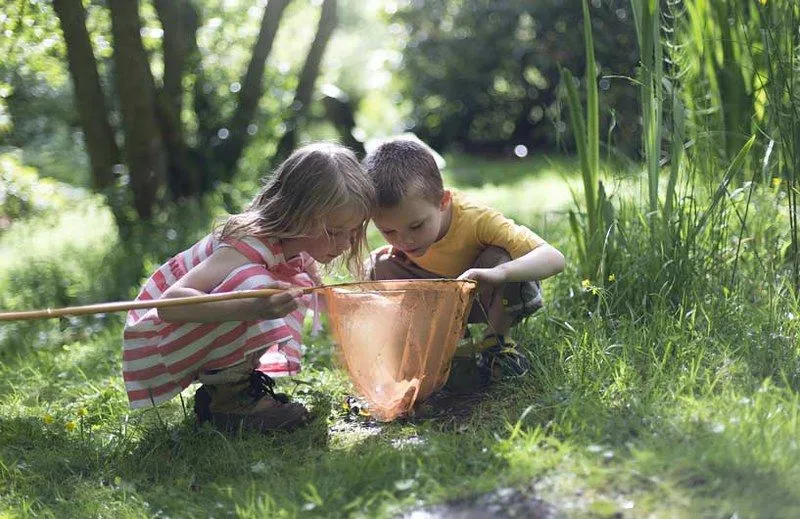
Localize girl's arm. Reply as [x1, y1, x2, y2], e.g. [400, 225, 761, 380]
[158, 248, 301, 323]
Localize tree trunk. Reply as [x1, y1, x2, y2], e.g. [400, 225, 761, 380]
[215, 0, 292, 178]
[274, 0, 338, 164]
[153, 0, 192, 114]
[52, 0, 120, 192]
[154, 0, 205, 198]
[108, 0, 167, 219]
[321, 86, 365, 157]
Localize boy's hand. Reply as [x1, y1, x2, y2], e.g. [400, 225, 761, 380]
[458, 267, 507, 286]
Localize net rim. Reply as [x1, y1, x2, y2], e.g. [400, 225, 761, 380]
[324, 279, 478, 294]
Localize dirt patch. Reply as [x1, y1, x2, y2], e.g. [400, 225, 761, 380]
[408, 390, 489, 424]
[336, 389, 488, 429]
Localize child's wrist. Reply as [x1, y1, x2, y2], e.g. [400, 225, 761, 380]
[493, 265, 510, 282]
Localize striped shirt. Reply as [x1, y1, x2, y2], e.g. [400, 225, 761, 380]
[122, 234, 319, 409]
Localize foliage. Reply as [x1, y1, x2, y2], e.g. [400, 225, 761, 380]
[2, 1, 800, 516]
[1, 159, 800, 516]
[748, 0, 800, 287]
[1, 0, 348, 225]
[391, 0, 639, 155]
[629, 0, 666, 215]
[560, 0, 615, 280]
[0, 151, 75, 227]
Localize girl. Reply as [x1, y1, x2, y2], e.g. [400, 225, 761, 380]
[123, 143, 375, 432]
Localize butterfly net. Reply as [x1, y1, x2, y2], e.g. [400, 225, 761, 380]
[321, 279, 477, 421]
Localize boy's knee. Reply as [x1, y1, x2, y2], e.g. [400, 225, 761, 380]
[472, 247, 544, 320]
[473, 246, 512, 269]
[367, 246, 407, 280]
[504, 280, 543, 321]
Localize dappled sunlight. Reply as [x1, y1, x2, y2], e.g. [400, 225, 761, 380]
[2, 0, 800, 515]
[0, 199, 115, 271]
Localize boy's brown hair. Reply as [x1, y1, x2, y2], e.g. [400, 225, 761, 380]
[363, 137, 444, 207]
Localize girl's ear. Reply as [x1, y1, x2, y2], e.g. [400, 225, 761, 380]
[439, 190, 452, 211]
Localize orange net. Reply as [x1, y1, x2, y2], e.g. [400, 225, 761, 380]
[321, 279, 477, 421]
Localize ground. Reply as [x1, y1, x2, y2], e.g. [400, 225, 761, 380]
[1, 155, 799, 518]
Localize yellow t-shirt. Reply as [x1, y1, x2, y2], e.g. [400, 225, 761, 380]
[412, 190, 545, 278]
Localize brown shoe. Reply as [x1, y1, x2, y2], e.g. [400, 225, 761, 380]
[194, 371, 310, 433]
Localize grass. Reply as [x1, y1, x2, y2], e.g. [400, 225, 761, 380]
[1, 154, 800, 517]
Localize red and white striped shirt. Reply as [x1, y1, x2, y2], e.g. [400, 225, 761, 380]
[122, 234, 319, 409]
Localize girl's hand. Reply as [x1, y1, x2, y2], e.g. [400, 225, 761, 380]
[251, 282, 302, 319]
[457, 267, 507, 286]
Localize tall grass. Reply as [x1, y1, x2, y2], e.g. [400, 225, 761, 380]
[560, 0, 612, 280]
[630, 0, 665, 216]
[750, 1, 800, 288]
[673, 0, 757, 166]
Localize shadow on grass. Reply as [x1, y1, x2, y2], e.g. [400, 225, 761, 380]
[631, 421, 800, 517]
[3, 314, 799, 517]
[3, 368, 799, 518]
[0, 380, 540, 518]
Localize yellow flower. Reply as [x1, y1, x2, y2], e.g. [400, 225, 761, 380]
[43, 414, 54, 425]
[772, 177, 781, 188]
[65, 421, 77, 432]
[759, 0, 767, 5]
[608, 273, 616, 282]
[77, 408, 88, 418]
[581, 279, 591, 289]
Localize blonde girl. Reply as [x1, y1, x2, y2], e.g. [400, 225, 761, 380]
[123, 143, 375, 432]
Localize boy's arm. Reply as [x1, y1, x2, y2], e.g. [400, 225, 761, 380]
[458, 243, 565, 285]
[457, 206, 565, 285]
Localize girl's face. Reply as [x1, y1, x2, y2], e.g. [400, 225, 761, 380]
[282, 207, 365, 263]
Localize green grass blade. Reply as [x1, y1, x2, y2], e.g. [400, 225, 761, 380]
[690, 134, 756, 243]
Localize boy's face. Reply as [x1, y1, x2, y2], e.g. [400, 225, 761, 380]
[374, 191, 451, 258]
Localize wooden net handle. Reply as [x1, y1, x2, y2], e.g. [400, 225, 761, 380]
[0, 279, 471, 322]
[0, 286, 324, 322]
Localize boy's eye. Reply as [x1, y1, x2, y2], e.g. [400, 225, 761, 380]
[383, 229, 396, 235]
[410, 222, 423, 230]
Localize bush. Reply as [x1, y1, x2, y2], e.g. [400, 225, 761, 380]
[392, 0, 639, 155]
[0, 151, 77, 230]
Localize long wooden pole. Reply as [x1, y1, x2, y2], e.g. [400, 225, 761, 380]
[0, 286, 322, 322]
[0, 279, 471, 322]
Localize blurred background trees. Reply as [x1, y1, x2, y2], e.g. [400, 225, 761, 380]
[2, 0, 348, 226]
[0, 0, 642, 228]
[394, 0, 638, 156]
[1, 0, 797, 256]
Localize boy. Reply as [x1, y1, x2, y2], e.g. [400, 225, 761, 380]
[364, 137, 565, 386]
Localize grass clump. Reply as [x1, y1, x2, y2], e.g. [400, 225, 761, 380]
[1, 153, 799, 517]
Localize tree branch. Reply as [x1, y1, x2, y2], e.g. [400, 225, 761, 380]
[273, 0, 338, 164]
[52, 0, 120, 192]
[108, 0, 167, 218]
[215, 0, 292, 177]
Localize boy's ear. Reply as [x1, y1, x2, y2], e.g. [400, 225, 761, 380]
[439, 190, 452, 210]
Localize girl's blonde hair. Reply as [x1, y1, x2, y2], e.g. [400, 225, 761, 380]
[217, 143, 375, 274]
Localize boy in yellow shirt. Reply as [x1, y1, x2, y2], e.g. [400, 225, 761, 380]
[364, 137, 565, 386]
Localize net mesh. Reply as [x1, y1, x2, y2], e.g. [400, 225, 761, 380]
[321, 279, 477, 421]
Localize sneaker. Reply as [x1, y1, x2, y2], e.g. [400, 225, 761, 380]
[194, 371, 310, 433]
[476, 335, 531, 379]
